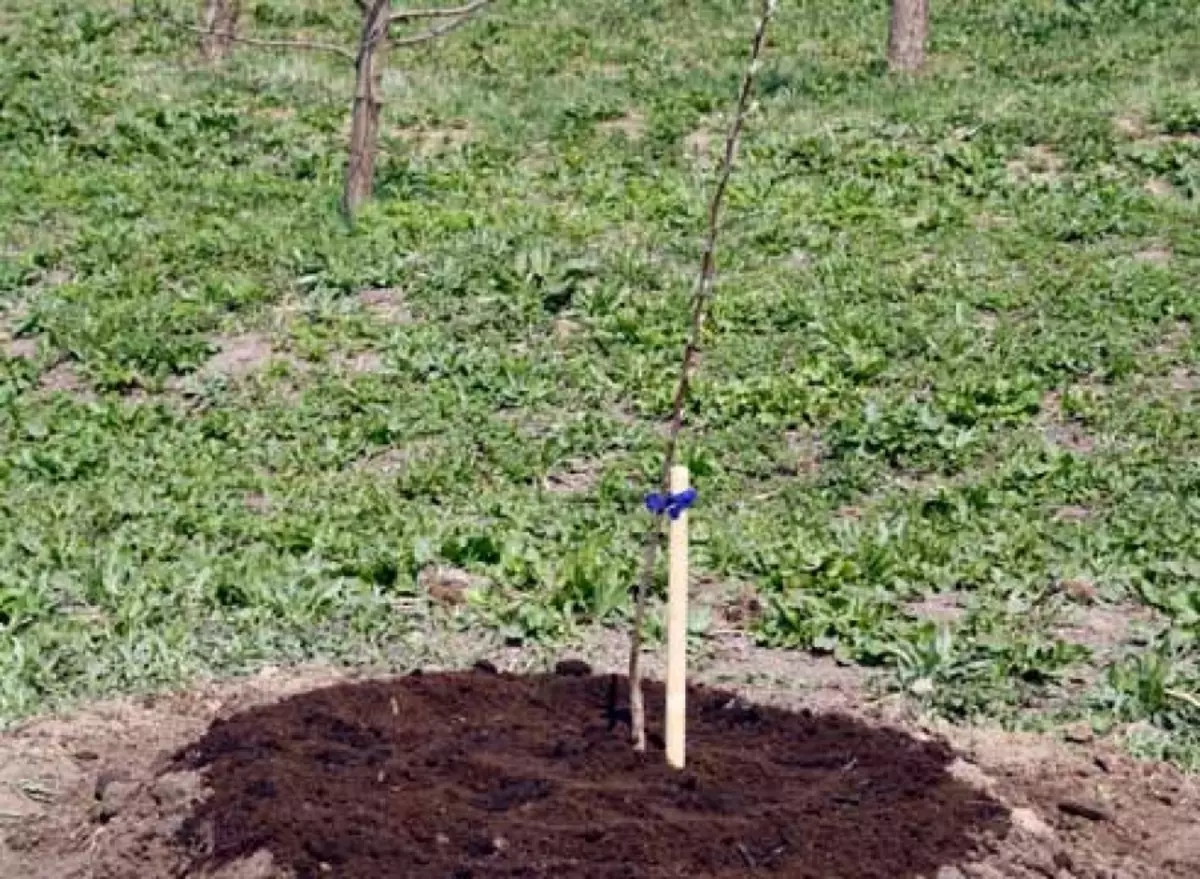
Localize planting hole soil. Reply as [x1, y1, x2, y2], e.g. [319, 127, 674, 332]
[172, 669, 1007, 878]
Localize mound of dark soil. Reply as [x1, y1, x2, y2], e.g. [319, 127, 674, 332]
[174, 670, 1008, 878]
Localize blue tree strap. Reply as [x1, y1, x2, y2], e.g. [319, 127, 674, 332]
[644, 487, 698, 520]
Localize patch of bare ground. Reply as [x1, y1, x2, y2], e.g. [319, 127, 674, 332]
[266, 297, 397, 378]
[781, 427, 823, 476]
[905, 592, 968, 626]
[1039, 390, 1097, 454]
[1, 638, 1196, 878]
[147, 334, 316, 412]
[194, 333, 278, 380]
[0, 665, 349, 879]
[417, 564, 488, 608]
[257, 106, 294, 122]
[550, 316, 581, 346]
[22, 269, 71, 290]
[2, 336, 38, 360]
[242, 492, 271, 514]
[700, 635, 874, 718]
[261, 297, 307, 334]
[1055, 600, 1159, 658]
[683, 117, 722, 166]
[890, 465, 978, 497]
[707, 578, 765, 629]
[331, 349, 384, 375]
[1168, 367, 1197, 392]
[2, 301, 38, 361]
[1149, 131, 1200, 147]
[494, 407, 572, 441]
[596, 111, 645, 140]
[163, 333, 313, 400]
[352, 440, 437, 476]
[1157, 319, 1192, 352]
[387, 124, 472, 156]
[1133, 245, 1172, 266]
[1144, 320, 1196, 393]
[1144, 177, 1176, 198]
[1, 321, 97, 400]
[1148, 320, 1192, 364]
[971, 211, 1011, 230]
[357, 287, 411, 324]
[935, 723, 1200, 878]
[1113, 112, 1147, 139]
[1006, 144, 1065, 185]
[1052, 505, 1094, 524]
[1112, 111, 1199, 148]
[784, 248, 813, 270]
[973, 308, 1000, 332]
[542, 458, 604, 494]
[37, 361, 92, 397]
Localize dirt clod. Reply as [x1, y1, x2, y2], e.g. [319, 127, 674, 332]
[92, 769, 139, 824]
[1057, 800, 1111, 823]
[149, 772, 202, 811]
[417, 565, 480, 606]
[553, 659, 593, 677]
[93, 768, 133, 801]
[1011, 806, 1056, 841]
[1063, 724, 1095, 745]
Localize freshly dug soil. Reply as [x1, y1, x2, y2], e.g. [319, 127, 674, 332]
[173, 670, 1008, 878]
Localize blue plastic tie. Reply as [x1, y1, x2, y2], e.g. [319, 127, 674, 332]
[644, 487, 698, 520]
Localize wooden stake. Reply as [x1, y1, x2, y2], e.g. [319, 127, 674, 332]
[665, 465, 690, 769]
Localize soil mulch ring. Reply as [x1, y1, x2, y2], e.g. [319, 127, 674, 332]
[1, 664, 1196, 879]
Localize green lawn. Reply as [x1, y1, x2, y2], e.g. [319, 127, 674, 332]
[1, 0, 1197, 765]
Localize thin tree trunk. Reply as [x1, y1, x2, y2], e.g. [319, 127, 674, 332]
[199, 0, 240, 62]
[342, 0, 391, 219]
[887, 0, 928, 73]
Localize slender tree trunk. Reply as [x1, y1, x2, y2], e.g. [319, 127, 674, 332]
[199, 0, 240, 62]
[342, 0, 391, 219]
[887, 0, 928, 73]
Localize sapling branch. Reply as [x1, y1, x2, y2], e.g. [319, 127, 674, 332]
[626, 0, 778, 753]
[390, 1, 490, 23]
[390, 2, 490, 48]
[151, 11, 357, 61]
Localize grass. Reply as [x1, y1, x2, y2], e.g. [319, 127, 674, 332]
[1, 0, 1198, 765]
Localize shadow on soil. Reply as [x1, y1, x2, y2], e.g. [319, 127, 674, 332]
[173, 669, 1009, 878]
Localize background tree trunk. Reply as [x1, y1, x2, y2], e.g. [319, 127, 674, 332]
[887, 0, 928, 73]
[341, 0, 391, 219]
[199, 0, 241, 62]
